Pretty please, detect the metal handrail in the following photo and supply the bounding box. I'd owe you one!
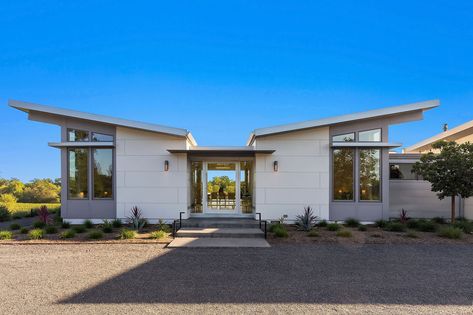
[179,211,185,229]
[256,212,267,239]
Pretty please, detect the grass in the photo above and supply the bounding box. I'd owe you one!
[273,226,288,238]
[28,229,44,240]
[44,226,58,234]
[269,223,283,233]
[0,203,60,218]
[0,230,13,240]
[150,230,168,239]
[307,230,319,237]
[384,222,406,232]
[438,226,463,239]
[336,230,352,237]
[119,229,136,239]
[344,218,360,228]
[9,223,21,230]
[59,230,76,239]
[88,231,104,239]
[72,225,86,233]
[326,223,341,231]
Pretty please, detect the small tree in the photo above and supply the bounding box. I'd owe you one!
[412,141,473,223]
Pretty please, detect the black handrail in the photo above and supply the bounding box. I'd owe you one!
[256,212,262,229]
[179,211,185,229]
[264,220,267,239]
[256,212,267,239]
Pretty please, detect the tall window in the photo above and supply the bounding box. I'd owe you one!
[68,149,89,199]
[360,149,381,201]
[359,129,381,142]
[333,149,354,200]
[93,149,113,199]
[190,161,203,213]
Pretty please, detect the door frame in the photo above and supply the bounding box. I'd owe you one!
[203,161,241,214]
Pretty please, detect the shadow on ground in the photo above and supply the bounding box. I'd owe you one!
[60,244,473,305]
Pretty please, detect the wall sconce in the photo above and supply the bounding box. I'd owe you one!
[273,161,278,172]
[164,160,169,171]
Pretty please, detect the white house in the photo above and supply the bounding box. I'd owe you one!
[10,99,440,223]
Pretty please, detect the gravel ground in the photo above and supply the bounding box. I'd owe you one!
[1,243,473,314]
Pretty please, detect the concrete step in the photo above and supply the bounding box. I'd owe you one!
[168,237,271,248]
[180,218,260,229]
[176,227,264,239]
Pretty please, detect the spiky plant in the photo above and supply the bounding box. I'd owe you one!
[127,206,147,231]
[399,208,409,224]
[37,205,51,224]
[295,206,318,231]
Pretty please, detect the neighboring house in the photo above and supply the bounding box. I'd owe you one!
[389,120,473,219]
[10,99,439,223]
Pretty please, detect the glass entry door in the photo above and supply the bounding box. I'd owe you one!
[206,162,237,212]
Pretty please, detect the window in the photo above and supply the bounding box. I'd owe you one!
[190,161,203,213]
[332,132,355,142]
[359,149,381,201]
[92,132,114,142]
[359,129,381,142]
[390,163,422,180]
[68,149,89,199]
[93,149,113,199]
[68,129,89,142]
[333,149,354,200]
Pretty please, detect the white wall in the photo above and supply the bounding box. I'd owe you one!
[116,127,188,220]
[254,127,330,221]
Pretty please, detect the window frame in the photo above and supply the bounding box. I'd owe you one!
[358,128,382,142]
[91,148,114,200]
[67,128,90,142]
[91,132,114,142]
[332,148,356,202]
[332,132,356,143]
[358,148,382,202]
[389,163,422,181]
[67,148,90,200]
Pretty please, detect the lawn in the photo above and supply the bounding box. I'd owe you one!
[1,203,60,217]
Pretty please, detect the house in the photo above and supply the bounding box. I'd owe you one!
[10,99,439,223]
[389,119,473,219]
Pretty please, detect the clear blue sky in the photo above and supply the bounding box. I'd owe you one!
[1,1,473,181]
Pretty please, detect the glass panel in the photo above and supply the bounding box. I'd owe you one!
[390,163,421,180]
[240,161,253,213]
[92,132,114,142]
[207,163,236,211]
[360,149,381,201]
[359,129,381,142]
[190,161,203,213]
[332,133,355,142]
[93,149,113,199]
[68,148,88,199]
[68,129,89,142]
[333,149,354,200]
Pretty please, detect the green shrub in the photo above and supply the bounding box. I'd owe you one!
[375,219,388,228]
[384,222,406,232]
[0,230,13,240]
[101,220,113,233]
[61,222,71,229]
[88,231,103,239]
[150,230,168,239]
[28,229,44,240]
[83,219,94,229]
[431,217,446,224]
[344,218,360,228]
[33,221,46,229]
[358,225,367,231]
[269,223,283,233]
[295,206,318,231]
[417,220,437,232]
[12,213,22,220]
[59,230,76,239]
[406,231,418,238]
[273,226,288,238]
[327,223,341,231]
[316,220,328,227]
[9,223,21,230]
[453,221,473,234]
[406,220,420,229]
[307,230,319,237]
[112,218,122,228]
[157,219,171,233]
[44,226,58,234]
[0,205,11,222]
[336,230,352,237]
[72,225,86,233]
[438,226,463,239]
[20,227,29,234]
[119,229,136,239]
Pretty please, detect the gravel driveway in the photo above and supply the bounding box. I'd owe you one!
[1,243,472,314]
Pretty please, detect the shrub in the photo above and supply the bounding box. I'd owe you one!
[375,220,388,228]
[61,222,71,229]
[33,221,46,229]
[83,219,94,229]
[453,221,473,234]
[295,206,318,231]
[59,230,76,239]
[12,213,22,220]
[72,225,86,233]
[438,227,463,239]
[399,209,409,224]
[406,220,420,229]
[112,218,123,228]
[28,229,44,240]
[269,223,283,233]
[119,229,136,239]
[0,193,17,204]
[336,230,352,237]
[128,206,147,231]
[273,225,288,238]
[102,220,113,233]
[0,205,11,222]
[417,220,437,232]
[384,222,406,232]
[316,220,328,227]
[327,223,341,231]
[88,231,103,239]
[344,218,360,228]
[307,230,319,237]
[150,230,168,239]
[157,219,171,233]
[37,205,51,224]
[358,225,367,231]
[0,230,13,240]
[9,223,21,230]
[406,231,418,238]
[44,226,58,234]
[432,217,446,224]
[20,227,29,234]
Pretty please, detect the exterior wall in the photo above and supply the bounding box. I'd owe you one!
[253,127,330,221]
[465,198,473,220]
[116,127,188,221]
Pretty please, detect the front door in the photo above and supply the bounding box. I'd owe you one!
[205,162,238,214]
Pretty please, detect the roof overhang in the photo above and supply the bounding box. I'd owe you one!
[331,142,402,148]
[48,142,115,148]
[168,146,275,157]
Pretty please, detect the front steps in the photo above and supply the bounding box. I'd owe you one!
[176,227,264,238]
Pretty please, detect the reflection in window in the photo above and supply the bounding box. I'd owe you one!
[68,149,88,199]
[190,162,203,213]
[390,163,422,180]
[333,149,354,200]
[359,129,381,142]
[92,132,114,142]
[360,149,381,201]
[68,129,89,142]
[93,149,113,199]
[332,133,355,142]
[240,161,253,213]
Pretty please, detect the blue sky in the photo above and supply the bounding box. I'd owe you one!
[1,1,473,181]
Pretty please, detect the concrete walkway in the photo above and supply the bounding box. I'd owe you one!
[168,237,271,248]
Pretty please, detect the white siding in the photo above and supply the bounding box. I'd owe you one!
[116,127,188,220]
[254,127,330,220]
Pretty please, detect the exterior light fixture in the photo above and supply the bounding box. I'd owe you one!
[273,161,278,172]
[164,160,169,171]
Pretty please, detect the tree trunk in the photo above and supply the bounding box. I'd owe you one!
[451,196,456,224]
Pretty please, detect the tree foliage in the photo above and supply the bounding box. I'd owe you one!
[0,178,60,203]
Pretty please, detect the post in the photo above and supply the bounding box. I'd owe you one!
[264,221,267,239]
[172,221,176,238]
[451,196,456,223]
